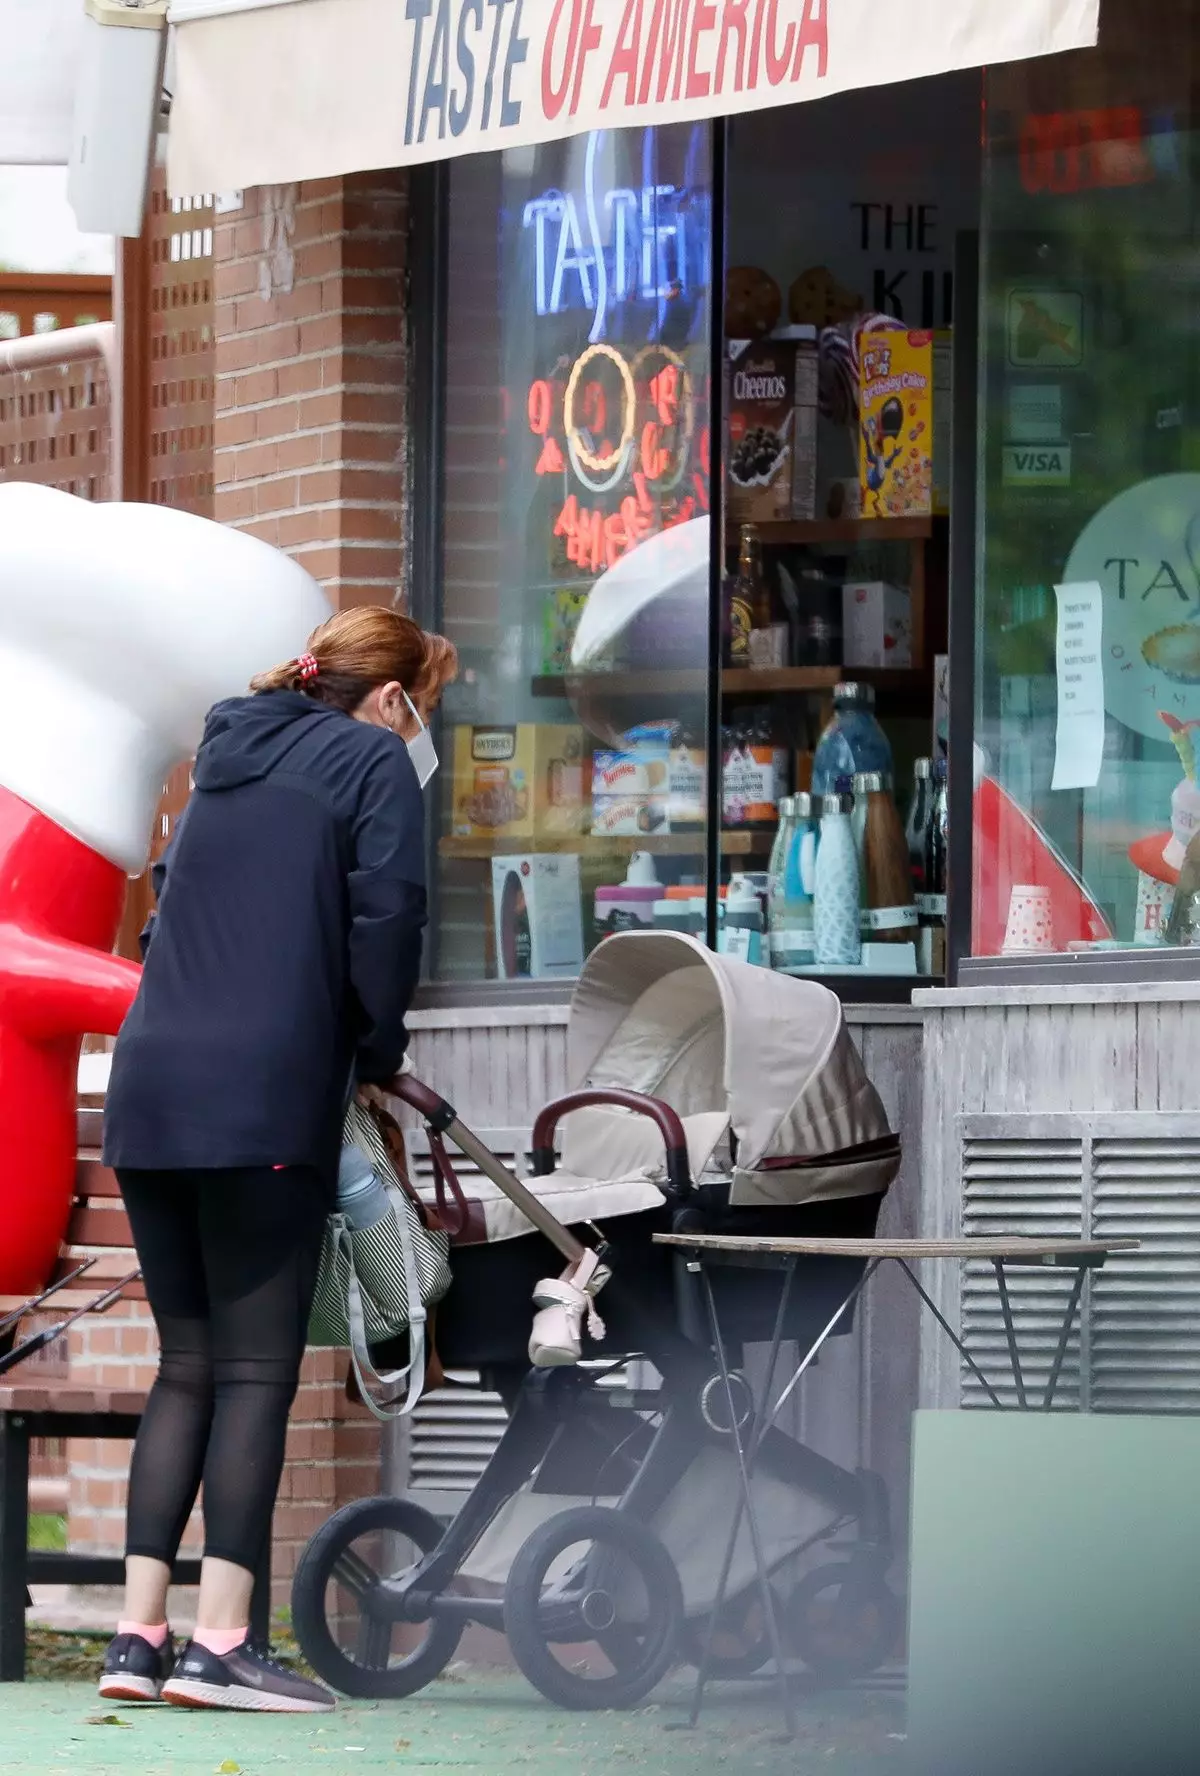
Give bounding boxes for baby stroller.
[292,932,902,1711]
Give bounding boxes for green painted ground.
[2,1673,906,1775]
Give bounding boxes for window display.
[973,2,1200,961]
[433,125,714,983]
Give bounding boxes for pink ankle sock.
[117,1620,168,1648]
[193,1626,249,1656]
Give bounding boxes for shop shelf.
[531,665,931,702]
[530,671,706,700]
[439,831,772,861]
[752,516,937,547]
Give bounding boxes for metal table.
[652,1231,1140,1737]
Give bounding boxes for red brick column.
[212,174,410,610]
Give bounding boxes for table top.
[653,1234,1140,1260]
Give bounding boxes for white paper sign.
[1051,580,1105,791]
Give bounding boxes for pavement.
[4,1672,908,1775]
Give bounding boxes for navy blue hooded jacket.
[103,690,426,1178]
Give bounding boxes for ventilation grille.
[961,1136,1084,1410]
[1091,1139,1200,1415]
[959,1117,1200,1416]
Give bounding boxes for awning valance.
[167,0,1101,197]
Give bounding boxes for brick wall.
[212,175,410,611]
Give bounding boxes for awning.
[0,0,87,164]
[167,0,1101,197]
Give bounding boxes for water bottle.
[811,683,893,794]
[813,792,862,967]
[768,794,817,971]
[905,758,935,896]
[336,1141,390,1231]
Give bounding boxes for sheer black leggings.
[118,1167,328,1574]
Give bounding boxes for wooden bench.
[0,1107,268,1681]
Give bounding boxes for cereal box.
[452,724,589,840]
[726,330,818,524]
[858,328,934,520]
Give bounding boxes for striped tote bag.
[309,1097,452,1420]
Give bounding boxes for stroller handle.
[531,1090,693,1200]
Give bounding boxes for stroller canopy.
[568,932,898,1207]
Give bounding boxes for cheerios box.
[726,331,818,524]
[452,724,589,840]
[858,328,935,520]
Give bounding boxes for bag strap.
[331,1184,430,1422]
[363,1100,446,1235]
[426,1129,472,1239]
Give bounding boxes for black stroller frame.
[292,1072,900,1713]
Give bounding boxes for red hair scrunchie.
[298,653,320,683]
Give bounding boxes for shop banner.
[168,0,1100,196]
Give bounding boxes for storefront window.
[974,2,1200,960]
[432,125,713,985]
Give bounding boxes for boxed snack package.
[452,724,588,840]
[592,721,672,836]
[726,329,818,524]
[491,855,583,981]
[541,587,589,676]
[859,328,934,519]
[842,581,913,669]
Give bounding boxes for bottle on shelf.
[748,552,788,671]
[919,758,949,974]
[768,793,818,972]
[722,708,786,831]
[813,791,862,968]
[857,774,919,944]
[811,682,894,795]
[905,757,935,897]
[725,525,760,667]
[721,873,765,965]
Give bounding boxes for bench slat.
[75,1159,120,1197]
[64,1205,135,1249]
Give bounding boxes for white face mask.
[401,690,439,789]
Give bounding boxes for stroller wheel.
[503,1505,683,1712]
[679,1585,786,1678]
[291,1497,463,1699]
[784,1561,903,1683]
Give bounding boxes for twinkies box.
[452,724,589,840]
[491,855,583,981]
[592,722,672,836]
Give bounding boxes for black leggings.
[118,1167,328,1574]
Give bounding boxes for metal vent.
[1091,1139,1200,1415]
[958,1115,1200,1416]
[961,1134,1085,1410]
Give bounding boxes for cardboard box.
[842,581,913,669]
[859,328,934,520]
[491,855,583,981]
[932,330,952,515]
[452,724,589,840]
[726,329,818,524]
[592,722,672,836]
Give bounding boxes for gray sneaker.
[161,1638,336,1713]
[98,1630,177,1703]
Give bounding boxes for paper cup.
[1001,883,1055,954]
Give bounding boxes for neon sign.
[1018,108,1158,196]
[522,128,707,344]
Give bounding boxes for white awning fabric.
[0,0,87,164]
[166,0,1101,197]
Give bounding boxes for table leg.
[1042,1264,1088,1411]
[767,1260,881,1432]
[685,1262,797,1738]
[0,1415,29,1682]
[991,1261,1028,1409]
[895,1262,1007,1411]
